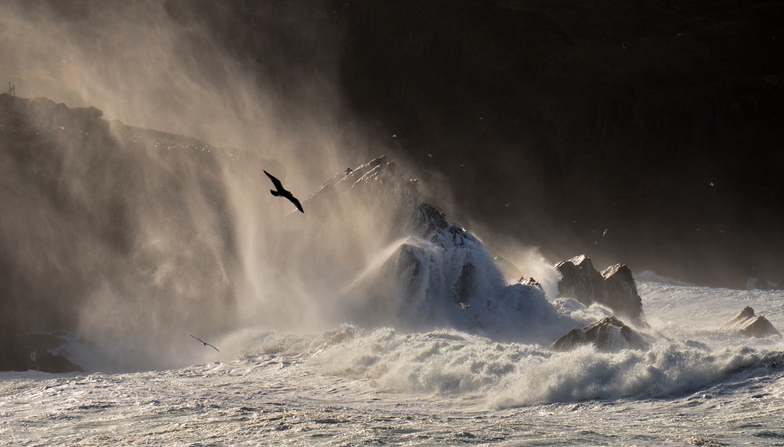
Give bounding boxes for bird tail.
[270,189,280,196]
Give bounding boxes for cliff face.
[0,94,244,361]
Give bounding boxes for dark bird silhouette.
[264,170,304,213]
[190,334,220,352]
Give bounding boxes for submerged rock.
[551,316,649,352]
[554,255,645,326]
[719,307,781,338]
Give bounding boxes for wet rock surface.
[552,316,649,352]
[720,306,781,338]
[554,255,645,325]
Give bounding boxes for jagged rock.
[518,276,543,293]
[329,158,562,339]
[601,264,644,324]
[551,316,649,352]
[0,94,104,130]
[554,255,645,326]
[553,255,604,307]
[0,333,83,373]
[719,306,781,338]
[1,95,242,365]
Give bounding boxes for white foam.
[307,325,783,409]
[338,219,578,342]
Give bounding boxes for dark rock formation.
[0,94,103,130]
[554,255,645,325]
[552,316,649,352]
[519,276,544,293]
[553,255,604,307]
[0,333,83,373]
[316,157,563,340]
[1,95,247,369]
[720,307,781,338]
[601,264,645,324]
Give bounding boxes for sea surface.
[2,277,783,446]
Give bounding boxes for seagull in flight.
[190,334,220,352]
[459,302,470,310]
[264,170,304,213]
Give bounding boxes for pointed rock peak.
[569,254,591,267]
[720,306,781,338]
[551,316,649,353]
[738,306,755,319]
[601,263,633,280]
[555,254,593,271]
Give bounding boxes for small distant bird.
[709,182,714,187]
[190,334,219,352]
[345,167,352,175]
[603,229,608,237]
[459,302,470,310]
[264,170,304,213]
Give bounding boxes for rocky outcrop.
[720,307,781,338]
[1,95,245,368]
[0,94,103,130]
[554,255,645,326]
[552,316,649,352]
[325,158,564,339]
[553,255,604,306]
[0,333,83,373]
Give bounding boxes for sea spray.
[338,198,577,341]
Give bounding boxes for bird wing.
[288,194,304,213]
[191,334,219,352]
[264,170,284,191]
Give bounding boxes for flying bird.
[264,170,304,213]
[459,302,470,310]
[190,334,220,352]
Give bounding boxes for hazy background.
[1,0,782,352]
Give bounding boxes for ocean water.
[2,277,783,446]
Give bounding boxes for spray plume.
[0,0,401,371]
